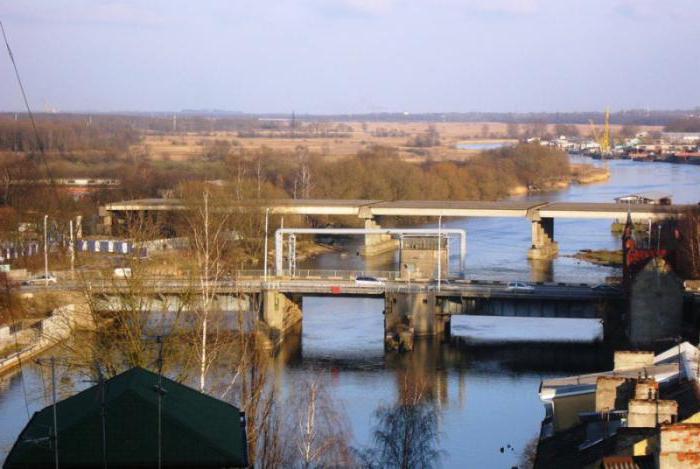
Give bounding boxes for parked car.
[506,281,534,292]
[355,275,384,286]
[23,273,57,285]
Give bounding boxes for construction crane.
[589,108,612,155]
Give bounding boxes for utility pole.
[69,220,75,280]
[437,215,442,291]
[263,208,270,281]
[44,214,49,287]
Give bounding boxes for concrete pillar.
[528,217,559,260]
[384,291,450,351]
[359,217,398,256]
[260,290,302,347]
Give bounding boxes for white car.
[23,273,58,285]
[506,281,534,292]
[355,275,385,286]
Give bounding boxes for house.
[614,192,673,206]
[3,367,248,468]
[535,343,700,468]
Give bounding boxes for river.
[1,157,699,466]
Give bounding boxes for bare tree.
[181,187,233,391]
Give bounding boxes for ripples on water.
[2,158,699,467]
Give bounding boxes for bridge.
[100,198,690,259]
[40,270,622,351]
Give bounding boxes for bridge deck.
[103,198,691,220]
[41,277,621,302]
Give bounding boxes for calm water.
[2,158,700,466]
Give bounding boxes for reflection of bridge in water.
[76,270,622,351]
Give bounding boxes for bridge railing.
[236,269,402,281]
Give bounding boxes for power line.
[1,20,61,207]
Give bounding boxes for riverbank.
[508,163,610,196]
[572,249,623,267]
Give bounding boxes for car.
[506,281,534,292]
[592,283,621,292]
[355,275,384,286]
[23,273,57,286]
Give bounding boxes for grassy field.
[135,121,662,164]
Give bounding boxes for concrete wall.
[659,423,700,468]
[615,351,655,370]
[552,392,596,432]
[629,258,684,346]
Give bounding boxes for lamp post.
[69,219,75,280]
[263,208,270,282]
[437,215,442,291]
[43,214,48,287]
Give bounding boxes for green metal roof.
[4,367,247,468]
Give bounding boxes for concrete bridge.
[100,198,690,259]
[46,271,622,350]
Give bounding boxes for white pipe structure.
[274,227,467,277]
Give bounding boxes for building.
[535,343,700,468]
[615,192,673,206]
[4,367,248,468]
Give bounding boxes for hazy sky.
[1,0,699,114]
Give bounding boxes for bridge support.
[260,290,303,347]
[528,217,559,260]
[360,218,398,256]
[384,292,450,351]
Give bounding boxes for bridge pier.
[528,216,559,260]
[259,290,303,347]
[359,217,398,256]
[384,292,450,351]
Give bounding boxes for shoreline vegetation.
[572,249,623,267]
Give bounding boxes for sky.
[1,0,699,114]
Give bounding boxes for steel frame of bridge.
[274,227,467,277]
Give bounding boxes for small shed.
[4,367,248,468]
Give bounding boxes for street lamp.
[263,208,270,282]
[437,215,442,291]
[43,214,48,287]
